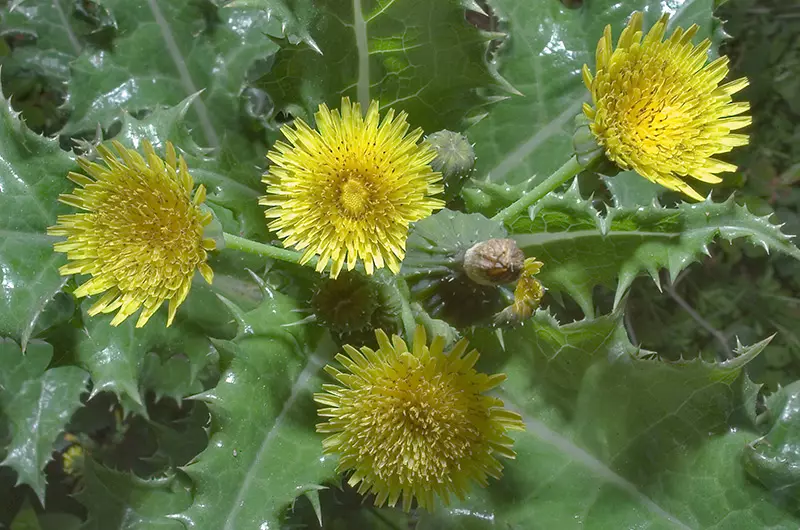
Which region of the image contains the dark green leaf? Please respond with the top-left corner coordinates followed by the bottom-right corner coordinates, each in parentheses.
top-left (0, 90), bottom-right (75, 349)
top-left (177, 281), bottom-right (338, 529)
top-left (76, 459), bottom-right (191, 530)
top-left (256, 0), bottom-right (512, 131)
top-left (0, 338), bottom-right (88, 502)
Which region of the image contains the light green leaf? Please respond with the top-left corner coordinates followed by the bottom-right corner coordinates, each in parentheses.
top-left (76, 459), bottom-right (191, 530)
top-left (0, 338), bottom-right (88, 502)
top-left (255, 0), bottom-right (511, 131)
top-left (418, 318), bottom-right (795, 529)
top-left (0, 90), bottom-right (75, 349)
top-left (512, 183), bottom-right (800, 317)
top-left (176, 281), bottom-right (337, 529)
top-left (468, 0), bottom-right (713, 185)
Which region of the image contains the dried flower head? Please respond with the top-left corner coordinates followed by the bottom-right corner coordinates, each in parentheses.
top-left (261, 98), bottom-right (444, 278)
top-left (48, 140), bottom-right (215, 327)
top-left (495, 258), bottom-right (545, 325)
top-left (463, 238), bottom-right (525, 286)
top-left (315, 326), bottom-right (524, 511)
top-left (582, 12), bottom-right (751, 200)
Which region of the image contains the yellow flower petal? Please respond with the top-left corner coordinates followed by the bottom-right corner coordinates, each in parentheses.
top-left (314, 326), bottom-right (524, 512)
top-left (47, 141), bottom-right (215, 327)
top-left (582, 12), bottom-right (751, 199)
top-left (260, 98), bottom-right (444, 278)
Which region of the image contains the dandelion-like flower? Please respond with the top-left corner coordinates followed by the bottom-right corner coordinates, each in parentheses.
top-left (48, 140), bottom-right (215, 328)
top-left (315, 326), bottom-right (524, 511)
top-left (582, 12), bottom-right (751, 200)
top-left (261, 98), bottom-right (444, 278)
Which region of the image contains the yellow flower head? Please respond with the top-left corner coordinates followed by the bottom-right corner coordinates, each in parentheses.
top-left (315, 326), bottom-right (524, 511)
top-left (582, 12), bottom-right (751, 200)
top-left (48, 140), bottom-right (215, 328)
top-left (260, 98), bottom-right (444, 278)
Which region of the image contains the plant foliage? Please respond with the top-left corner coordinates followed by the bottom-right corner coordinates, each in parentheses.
top-left (1, 0), bottom-right (799, 528)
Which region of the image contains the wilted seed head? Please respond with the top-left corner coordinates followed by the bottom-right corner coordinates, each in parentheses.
top-left (463, 238), bottom-right (525, 286)
top-left (48, 140), bottom-right (215, 327)
top-left (495, 258), bottom-right (545, 325)
top-left (582, 12), bottom-right (751, 199)
top-left (315, 326), bottom-right (524, 512)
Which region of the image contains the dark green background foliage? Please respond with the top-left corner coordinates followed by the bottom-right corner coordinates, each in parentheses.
top-left (1, 0), bottom-right (799, 528)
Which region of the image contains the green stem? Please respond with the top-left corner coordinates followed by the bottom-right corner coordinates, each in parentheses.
top-left (491, 156), bottom-right (584, 225)
top-left (223, 233), bottom-right (317, 269)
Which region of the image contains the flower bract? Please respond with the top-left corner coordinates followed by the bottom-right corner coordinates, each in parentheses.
top-left (315, 326), bottom-right (524, 511)
top-left (582, 12), bottom-right (751, 200)
top-left (48, 140), bottom-right (215, 328)
top-left (260, 98), bottom-right (444, 278)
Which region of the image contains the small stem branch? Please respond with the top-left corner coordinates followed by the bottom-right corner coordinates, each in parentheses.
top-left (223, 233), bottom-right (318, 269)
top-left (664, 277), bottom-right (732, 359)
top-left (491, 156), bottom-right (584, 224)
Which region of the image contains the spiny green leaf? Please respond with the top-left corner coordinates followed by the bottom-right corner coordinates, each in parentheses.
top-left (0, 0), bottom-right (115, 133)
top-left (61, 0), bottom-right (281, 158)
top-left (0, 89), bottom-right (75, 349)
top-left (71, 294), bottom-right (227, 415)
top-left (176, 281), bottom-right (337, 529)
top-left (512, 183), bottom-right (800, 317)
top-left (468, 0), bottom-right (714, 185)
top-left (743, 381), bottom-right (800, 509)
top-left (418, 318), bottom-right (792, 529)
top-left (255, 0), bottom-right (512, 131)
top-left (0, 338), bottom-right (88, 502)
top-left (76, 459), bottom-right (191, 530)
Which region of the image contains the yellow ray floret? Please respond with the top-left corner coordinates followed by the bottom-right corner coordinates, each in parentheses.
top-left (48, 140), bottom-right (215, 328)
top-left (582, 12), bottom-right (751, 200)
top-left (260, 98), bottom-right (444, 278)
top-left (315, 326), bottom-right (525, 511)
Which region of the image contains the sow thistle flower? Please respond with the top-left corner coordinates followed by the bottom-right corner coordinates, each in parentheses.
top-left (261, 98), bottom-right (444, 278)
top-left (315, 326), bottom-right (524, 511)
top-left (581, 12), bottom-right (751, 200)
top-left (48, 140), bottom-right (215, 328)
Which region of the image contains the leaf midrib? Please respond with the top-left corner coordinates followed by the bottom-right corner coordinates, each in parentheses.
top-left (501, 392), bottom-right (692, 529)
top-left (221, 350), bottom-right (328, 530)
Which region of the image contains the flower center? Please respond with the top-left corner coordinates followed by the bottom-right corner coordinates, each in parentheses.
top-left (339, 176), bottom-right (371, 216)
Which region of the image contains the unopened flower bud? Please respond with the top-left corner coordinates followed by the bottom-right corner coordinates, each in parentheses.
top-left (463, 238), bottom-right (525, 286)
top-left (426, 130), bottom-right (476, 201)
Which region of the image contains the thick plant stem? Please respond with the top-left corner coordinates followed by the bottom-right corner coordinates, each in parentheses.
top-left (491, 156), bottom-right (584, 224)
top-left (223, 233), bottom-right (316, 268)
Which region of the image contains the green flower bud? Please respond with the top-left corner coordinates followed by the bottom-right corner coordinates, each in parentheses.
top-left (426, 130), bottom-right (476, 201)
top-left (311, 271), bottom-right (378, 334)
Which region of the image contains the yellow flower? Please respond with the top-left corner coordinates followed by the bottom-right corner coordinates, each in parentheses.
top-left (260, 98), bottom-right (444, 278)
top-left (48, 140), bottom-right (215, 328)
top-left (582, 12), bottom-right (751, 200)
top-left (315, 326), bottom-right (524, 511)
top-left (62, 444), bottom-right (85, 477)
